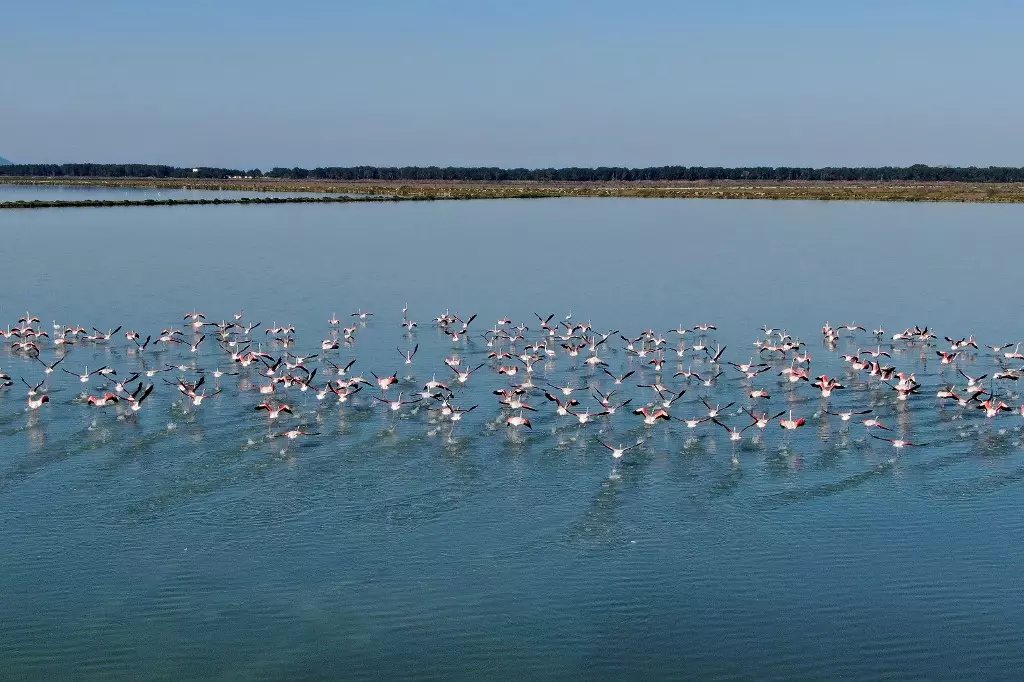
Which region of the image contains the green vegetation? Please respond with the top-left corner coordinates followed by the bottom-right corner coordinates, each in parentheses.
top-left (5, 163), bottom-right (1024, 183)
top-left (5, 163), bottom-right (1024, 207)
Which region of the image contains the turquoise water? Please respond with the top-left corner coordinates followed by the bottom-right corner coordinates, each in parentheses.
top-left (1, 199), bottom-right (1023, 679)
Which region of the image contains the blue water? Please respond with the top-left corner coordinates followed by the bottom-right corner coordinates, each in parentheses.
top-left (0, 184), bottom-right (339, 202)
top-left (1, 198), bottom-right (1023, 679)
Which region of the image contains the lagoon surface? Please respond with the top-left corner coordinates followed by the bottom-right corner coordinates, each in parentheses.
top-left (0, 183), bottom-right (333, 202)
top-left (1, 198), bottom-right (1023, 679)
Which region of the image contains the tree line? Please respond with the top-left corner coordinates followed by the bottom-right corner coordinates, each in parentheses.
top-left (2, 163), bottom-right (1024, 182)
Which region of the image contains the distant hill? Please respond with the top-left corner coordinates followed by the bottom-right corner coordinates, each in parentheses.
top-left (0, 156), bottom-right (11, 165)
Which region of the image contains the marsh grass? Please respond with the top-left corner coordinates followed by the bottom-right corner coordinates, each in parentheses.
top-left (3, 176), bottom-right (1024, 208)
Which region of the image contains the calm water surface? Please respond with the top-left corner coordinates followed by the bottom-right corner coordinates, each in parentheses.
top-left (0, 199), bottom-right (1023, 679)
top-left (0, 184), bottom-right (337, 202)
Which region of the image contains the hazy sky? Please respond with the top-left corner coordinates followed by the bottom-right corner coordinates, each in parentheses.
top-left (4, 1), bottom-right (1021, 168)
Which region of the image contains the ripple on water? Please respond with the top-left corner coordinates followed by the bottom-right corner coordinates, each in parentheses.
top-left (3, 200), bottom-right (1024, 678)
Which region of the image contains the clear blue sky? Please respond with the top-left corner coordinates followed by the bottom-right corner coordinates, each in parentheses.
top-left (3, 0), bottom-right (1021, 169)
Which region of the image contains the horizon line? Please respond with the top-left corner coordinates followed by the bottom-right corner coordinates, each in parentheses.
top-left (4, 161), bottom-right (1024, 172)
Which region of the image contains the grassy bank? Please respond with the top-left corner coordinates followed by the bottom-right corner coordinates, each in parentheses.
top-left (0, 195), bottom-right (427, 210)
top-left (3, 176), bottom-right (1024, 206)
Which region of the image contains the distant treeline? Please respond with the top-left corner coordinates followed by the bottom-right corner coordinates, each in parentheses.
top-left (3, 163), bottom-right (1024, 182)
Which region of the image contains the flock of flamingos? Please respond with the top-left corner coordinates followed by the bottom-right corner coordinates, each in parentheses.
top-left (1, 305), bottom-right (1023, 457)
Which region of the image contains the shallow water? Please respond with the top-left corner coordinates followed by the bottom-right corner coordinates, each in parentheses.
top-left (0, 183), bottom-right (338, 202)
top-left (1, 198), bottom-right (1023, 679)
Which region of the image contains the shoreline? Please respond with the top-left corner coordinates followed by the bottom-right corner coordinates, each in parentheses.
top-left (3, 176), bottom-right (1024, 206)
top-left (0, 195), bottom-right (438, 210)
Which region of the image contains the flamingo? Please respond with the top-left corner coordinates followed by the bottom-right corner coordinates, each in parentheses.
top-left (597, 439), bottom-right (644, 459)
